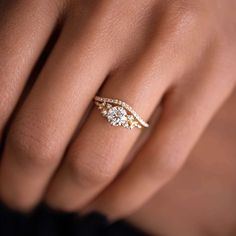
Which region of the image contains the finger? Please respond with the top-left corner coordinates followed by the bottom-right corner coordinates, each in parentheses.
top-left (0, 0), bottom-right (61, 138)
top-left (81, 55), bottom-right (236, 220)
top-left (45, 9), bottom-right (204, 211)
top-left (0, 12), bottom-right (117, 211)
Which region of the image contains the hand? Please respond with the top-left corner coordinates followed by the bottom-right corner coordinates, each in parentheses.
top-left (0, 0), bottom-right (235, 220)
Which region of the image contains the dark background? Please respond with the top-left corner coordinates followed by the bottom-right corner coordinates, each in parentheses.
top-left (0, 201), bottom-right (147, 236)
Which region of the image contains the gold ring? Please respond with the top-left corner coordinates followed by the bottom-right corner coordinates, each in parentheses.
top-left (94, 96), bottom-right (149, 129)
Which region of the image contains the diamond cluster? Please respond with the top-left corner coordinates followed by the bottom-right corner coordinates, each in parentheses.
top-left (94, 96), bottom-right (149, 129)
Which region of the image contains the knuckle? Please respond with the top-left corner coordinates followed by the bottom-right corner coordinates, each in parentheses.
top-left (7, 124), bottom-right (59, 167)
top-left (0, 188), bottom-right (34, 213)
top-left (45, 198), bottom-right (76, 213)
top-left (145, 151), bottom-right (184, 182)
top-left (167, 0), bottom-right (201, 28)
top-left (2, 197), bottom-right (33, 213)
top-left (47, 203), bottom-right (74, 213)
top-left (67, 150), bottom-right (115, 187)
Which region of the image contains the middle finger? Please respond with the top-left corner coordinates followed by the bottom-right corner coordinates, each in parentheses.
top-left (46, 42), bottom-right (174, 211)
top-left (0, 14), bottom-right (114, 210)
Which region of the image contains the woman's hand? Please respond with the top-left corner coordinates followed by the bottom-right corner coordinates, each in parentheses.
top-left (0, 0), bottom-right (235, 220)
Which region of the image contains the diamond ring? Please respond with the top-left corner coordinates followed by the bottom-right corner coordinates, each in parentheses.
top-left (94, 96), bottom-right (149, 129)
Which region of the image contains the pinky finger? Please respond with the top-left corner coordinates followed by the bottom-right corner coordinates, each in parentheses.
top-left (81, 68), bottom-right (235, 220)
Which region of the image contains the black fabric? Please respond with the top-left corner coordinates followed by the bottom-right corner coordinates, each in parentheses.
top-left (0, 202), bottom-right (148, 236)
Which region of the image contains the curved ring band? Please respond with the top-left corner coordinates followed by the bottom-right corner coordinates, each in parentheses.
top-left (94, 96), bottom-right (149, 129)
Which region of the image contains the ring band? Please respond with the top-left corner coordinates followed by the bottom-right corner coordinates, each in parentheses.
top-left (94, 96), bottom-right (149, 129)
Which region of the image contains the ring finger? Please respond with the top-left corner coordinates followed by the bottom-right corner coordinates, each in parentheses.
top-left (45, 7), bottom-right (209, 211)
top-left (45, 33), bottom-right (186, 211)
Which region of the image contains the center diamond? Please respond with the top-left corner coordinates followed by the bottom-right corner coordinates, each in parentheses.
top-left (106, 106), bottom-right (127, 126)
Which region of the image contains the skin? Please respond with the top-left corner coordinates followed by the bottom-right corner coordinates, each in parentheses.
top-left (0, 0), bottom-right (236, 234)
top-left (127, 88), bottom-right (236, 236)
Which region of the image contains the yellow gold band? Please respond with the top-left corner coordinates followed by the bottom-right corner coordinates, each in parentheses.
top-left (94, 96), bottom-right (149, 129)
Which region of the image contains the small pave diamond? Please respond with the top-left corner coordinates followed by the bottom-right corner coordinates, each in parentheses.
top-left (106, 103), bottom-right (112, 109)
top-left (94, 96), bottom-right (149, 129)
top-left (101, 109), bottom-right (108, 116)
